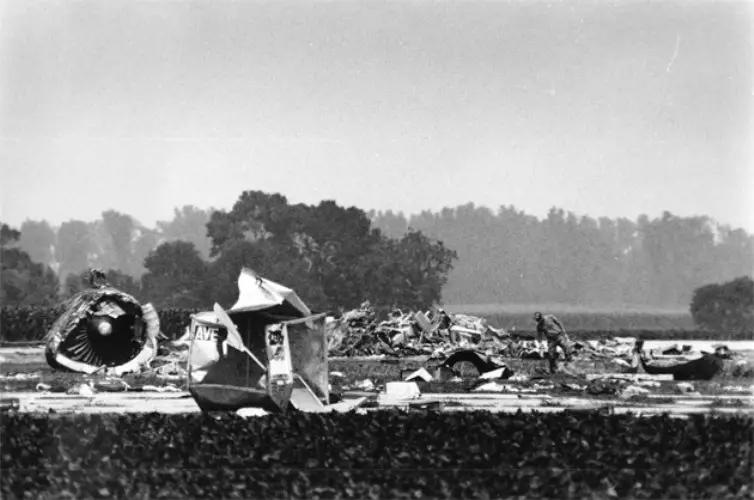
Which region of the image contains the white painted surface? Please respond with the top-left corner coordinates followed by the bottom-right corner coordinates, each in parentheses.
top-left (641, 340), bottom-right (754, 352)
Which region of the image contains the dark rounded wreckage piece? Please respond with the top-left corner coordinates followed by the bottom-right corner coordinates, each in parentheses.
top-left (44, 286), bottom-right (160, 373)
top-left (440, 349), bottom-right (514, 378)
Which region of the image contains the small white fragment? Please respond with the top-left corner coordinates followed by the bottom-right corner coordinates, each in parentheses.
top-left (479, 367), bottom-right (509, 380)
top-left (237, 407), bottom-right (269, 418)
top-left (404, 368), bottom-right (433, 383)
top-left (354, 379), bottom-right (375, 391)
top-left (473, 382), bottom-right (512, 393)
top-left (676, 382), bottom-right (695, 393)
top-left (620, 385), bottom-right (650, 399)
top-left (384, 382), bottom-right (421, 400)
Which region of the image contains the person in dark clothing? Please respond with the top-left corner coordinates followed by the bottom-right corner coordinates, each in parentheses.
top-left (534, 312), bottom-right (573, 374)
top-left (435, 308), bottom-right (457, 342)
top-left (437, 309), bottom-right (452, 330)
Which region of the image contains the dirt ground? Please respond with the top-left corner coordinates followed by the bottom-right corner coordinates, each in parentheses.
top-left (5, 390), bottom-right (752, 417)
top-left (2, 347), bottom-right (752, 416)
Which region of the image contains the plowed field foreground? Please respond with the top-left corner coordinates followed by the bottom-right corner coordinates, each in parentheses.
top-left (2, 412), bottom-right (751, 500)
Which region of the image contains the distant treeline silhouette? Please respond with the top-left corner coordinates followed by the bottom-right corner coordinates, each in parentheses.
top-left (2, 197), bottom-right (752, 309)
top-left (1, 192), bottom-right (456, 313)
top-left (368, 205), bottom-right (753, 308)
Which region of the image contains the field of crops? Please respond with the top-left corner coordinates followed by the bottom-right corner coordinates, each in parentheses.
top-left (1, 302), bottom-right (750, 499)
top-left (2, 412), bottom-right (751, 499)
top-left (445, 304), bottom-right (696, 332)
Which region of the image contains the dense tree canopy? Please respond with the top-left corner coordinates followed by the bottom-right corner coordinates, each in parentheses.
top-left (64, 269), bottom-right (142, 300)
top-left (18, 220), bottom-right (56, 269)
top-left (141, 241), bottom-right (209, 308)
top-left (690, 276), bottom-right (753, 333)
top-left (0, 225), bottom-right (21, 247)
top-left (1, 223), bottom-right (59, 306)
top-left (55, 220), bottom-right (93, 281)
top-left (3, 193), bottom-right (752, 314)
top-left (371, 206), bottom-right (754, 308)
top-left (206, 191), bottom-right (457, 312)
top-left (156, 205), bottom-right (214, 259)
top-left (204, 239), bottom-right (329, 310)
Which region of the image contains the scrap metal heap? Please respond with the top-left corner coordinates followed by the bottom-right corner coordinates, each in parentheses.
top-left (42, 268), bottom-right (731, 388)
top-left (324, 302), bottom-right (641, 363)
top-left (43, 269), bottom-right (162, 376)
top-left (121, 304), bottom-right (648, 381)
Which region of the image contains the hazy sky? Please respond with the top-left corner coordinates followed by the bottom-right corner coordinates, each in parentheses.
top-left (2, 1), bottom-right (752, 231)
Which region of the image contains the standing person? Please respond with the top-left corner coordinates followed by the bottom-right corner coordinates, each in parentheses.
top-left (533, 312), bottom-right (573, 374)
top-left (435, 308), bottom-right (457, 342)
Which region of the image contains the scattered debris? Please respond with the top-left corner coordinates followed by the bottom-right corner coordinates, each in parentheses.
top-left (722, 385), bottom-right (754, 393)
top-left (0, 398), bottom-right (20, 412)
top-left (561, 383), bottom-right (587, 392)
top-left (533, 382), bottom-right (555, 391)
top-left (587, 378), bottom-right (626, 396)
top-left (44, 269), bottom-right (161, 375)
top-left (67, 382), bottom-right (97, 397)
top-left (384, 382), bottom-right (422, 400)
top-left (237, 407), bottom-right (268, 418)
top-left (586, 373), bottom-right (673, 382)
top-left (676, 382), bottom-right (695, 393)
top-left (637, 340), bottom-right (725, 381)
top-left (141, 384), bottom-right (181, 393)
top-left (354, 379), bottom-right (375, 391)
top-left (620, 385), bottom-right (650, 399)
top-left (479, 367), bottom-right (513, 380)
top-left (94, 379), bottom-right (132, 392)
top-left (404, 368), bottom-right (433, 383)
top-left (18, 269), bottom-right (749, 415)
top-left (323, 305), bottom-right (666, 367)
top-left (473, 382), bottom-right (514, 393)
top-left (377, 382), bottom-right (430, 408)
top-left (474, 382), bottom-right (538, 393)
top-left (713, 345), bottom-right (732, 359)
top-left (0, 373), bottom-right (43, 380)
top-left (439, 350), bottom-right (513, 378)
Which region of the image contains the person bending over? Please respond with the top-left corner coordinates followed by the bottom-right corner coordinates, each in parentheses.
top-left (534, 312), bottom-right (573, 374)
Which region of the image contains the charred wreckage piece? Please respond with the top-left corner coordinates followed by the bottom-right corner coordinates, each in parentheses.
top-left (40, 268), bottom-right (733, 413)
top-left (44, 269), bottom-right (161, 376)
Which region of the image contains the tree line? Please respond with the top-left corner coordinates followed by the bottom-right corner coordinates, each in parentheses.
top-left (2, 193), bottom-right (752, 311)
top-left (1, 191), bottom-right (456, 313)
top-left (369, 205), bottom-right (753, 308)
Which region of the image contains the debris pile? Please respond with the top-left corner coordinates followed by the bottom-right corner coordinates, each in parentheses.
top-left (326, 303), bottom-right (508, 357)
top-left (326, 302), bottom-right (399, 356)
top-left (326, 304), bottom-right (646, 362)
top-left (144, 332), bottom-right (191, 380)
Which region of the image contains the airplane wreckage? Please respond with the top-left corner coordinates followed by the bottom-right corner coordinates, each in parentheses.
top-left (44, 270), bottom-right (161, 376)
top-left (43, 269), bottom-right (728, 414)
top-left (44, 268), bottom-right (364, 413)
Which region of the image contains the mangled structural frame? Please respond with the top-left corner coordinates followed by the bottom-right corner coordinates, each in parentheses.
top-left (186, 268), bottom-right (357, 413)
top-left (44, 279), bottom-right (161, 376)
